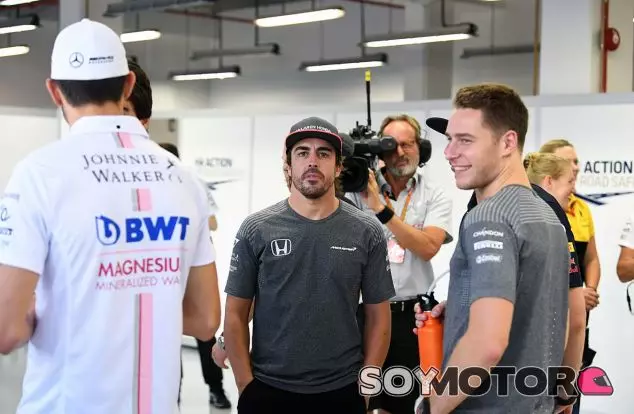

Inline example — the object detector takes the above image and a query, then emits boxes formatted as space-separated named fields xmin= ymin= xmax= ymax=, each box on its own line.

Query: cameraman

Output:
xmin=346 ymin=114 xmax=453 ymax=414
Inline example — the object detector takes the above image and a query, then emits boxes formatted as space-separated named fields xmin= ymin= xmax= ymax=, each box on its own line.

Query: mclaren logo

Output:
xmin=271 ymin=239 xmax=292 ymax=257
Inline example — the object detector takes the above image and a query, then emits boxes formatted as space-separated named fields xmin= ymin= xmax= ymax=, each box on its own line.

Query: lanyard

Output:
xmin=383 ymin=185 xmax=415 ymax=222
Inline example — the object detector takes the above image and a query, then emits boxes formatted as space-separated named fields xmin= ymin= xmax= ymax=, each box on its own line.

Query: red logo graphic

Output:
xmin=577 ymin=366 xmax=614 ymax=396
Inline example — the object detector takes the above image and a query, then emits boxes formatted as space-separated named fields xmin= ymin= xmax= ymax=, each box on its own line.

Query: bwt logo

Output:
xmin=0 ymin=206 xmax=9 ymax=222
xmin=95 ymin=215 xmax=190 ymax=246
xmin=271 ymin=239 xmax=292 ymax=256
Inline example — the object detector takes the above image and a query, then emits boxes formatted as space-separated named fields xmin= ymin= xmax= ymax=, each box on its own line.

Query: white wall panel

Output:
xmin=539 ymin=103 xmax=634 ymax=414
xmin=177 ymin=116 xmax=253 ymax=333
xmin=0 ymin=111 xmax=59 ymax=190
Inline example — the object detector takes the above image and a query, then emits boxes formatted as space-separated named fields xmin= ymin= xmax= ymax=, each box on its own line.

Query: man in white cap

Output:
xmin=0 ymin=18 xmax=221 ymax=414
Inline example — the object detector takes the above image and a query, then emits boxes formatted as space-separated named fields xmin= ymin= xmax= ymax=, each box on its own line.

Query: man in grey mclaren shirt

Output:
xmin=223 ymin=116 xmax=395 ymax=414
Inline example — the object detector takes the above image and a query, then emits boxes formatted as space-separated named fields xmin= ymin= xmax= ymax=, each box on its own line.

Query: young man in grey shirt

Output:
xmin=223 ymin=117 xmax=395 ymax=414
xmin=414 ymin=84 xmax=571 ymax=414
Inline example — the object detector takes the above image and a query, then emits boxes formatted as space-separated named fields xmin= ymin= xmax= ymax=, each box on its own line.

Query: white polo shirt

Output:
xmin=0 ymin=115 xmax=214 ymax=414
xmin=619 ymin=213 xmax=634 ymax=248
xmin=346 ymin=167 xmax=453 ymax=300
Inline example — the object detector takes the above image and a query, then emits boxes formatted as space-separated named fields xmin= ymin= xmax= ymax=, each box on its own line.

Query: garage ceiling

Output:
xmin=210 ymin=0 xmax=309 ymax=13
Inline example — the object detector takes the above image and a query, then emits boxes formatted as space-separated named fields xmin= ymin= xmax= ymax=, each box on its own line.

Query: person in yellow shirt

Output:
xmin=540 ymin=139 xmax=601 ymax=414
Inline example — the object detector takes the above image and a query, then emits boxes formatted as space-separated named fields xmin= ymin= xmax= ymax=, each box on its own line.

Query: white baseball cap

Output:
xmin=50 ymin=18 xmax=129 ymax=81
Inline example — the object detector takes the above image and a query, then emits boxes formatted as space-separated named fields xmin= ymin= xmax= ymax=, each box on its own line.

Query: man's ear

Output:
xmin=123 ymin=71 xmax=137 ymax=100
xmin=501 ymin=130 xmax=519 ymax=155
xmin=45 ymin=79 xmax=63 ymax=107
xmin=335 ymin=160 xmax=343 ymax=178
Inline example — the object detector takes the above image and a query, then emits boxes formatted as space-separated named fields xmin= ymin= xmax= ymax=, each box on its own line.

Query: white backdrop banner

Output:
xmin=178 ymin=116 xmax=253 ymax=332
xmin=539 ymin=102 xmax=634 ymax=414
xmin=1 ymin=113 xmax=59 ymax=190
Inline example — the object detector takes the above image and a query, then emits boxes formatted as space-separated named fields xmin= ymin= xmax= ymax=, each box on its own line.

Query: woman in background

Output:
xmin=524 ymin=152 xmax=576 ymax=210
xmin=539 ymin=139 xmax=600 ymax=414
xmin=524 ymin=152 xmax=587 ymax=413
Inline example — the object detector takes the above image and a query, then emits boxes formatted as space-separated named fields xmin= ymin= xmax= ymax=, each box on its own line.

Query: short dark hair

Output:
xmin=453 ymin=83 xmax=529 ymax=151
xmin=159 ymin=143 xmax=179 ymax=158
xmin=54 ymin=76 xmax=127 ymax=107
xmin=127 ymin=58 xmax=152 ymax=120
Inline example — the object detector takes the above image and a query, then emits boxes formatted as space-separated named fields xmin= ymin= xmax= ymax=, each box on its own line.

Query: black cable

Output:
xmin=360 ymin=0 xmax=366 ymax=56
xmin=440 ymin=0 xmax=448 ymax=27
xmin=627 ymin=282 xmax=634 ymax=314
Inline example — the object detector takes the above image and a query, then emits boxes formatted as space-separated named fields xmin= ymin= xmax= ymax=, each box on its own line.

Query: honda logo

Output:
xmin=271 ymin=239 xmax=292 ymax=256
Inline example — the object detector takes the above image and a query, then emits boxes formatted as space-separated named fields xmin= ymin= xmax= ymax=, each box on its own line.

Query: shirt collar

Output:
xmin=377 ymin=167 xmax=419 ymax=198
xmin=68 ymin=115 xmax=149 ymax=138
xmin=466 ymin=183 xmax=541 ymax=212
xmin=566 ymin=193 xmax=580 ymax=214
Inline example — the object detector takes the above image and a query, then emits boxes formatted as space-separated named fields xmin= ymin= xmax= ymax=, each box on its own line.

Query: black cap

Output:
xmin=340 ymin=132 xmax=354 ymax=157
xmin=285 ymin=117 xmax=342 ymax=155
xmin=426 ymin=117 xmax=449 ymax=135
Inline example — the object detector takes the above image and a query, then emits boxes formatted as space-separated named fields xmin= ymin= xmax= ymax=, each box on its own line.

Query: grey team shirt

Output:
xmin=225 ymin=199 xmax=396 ymax=394
xmin=443 ymin=185 xmax=569 ymax=413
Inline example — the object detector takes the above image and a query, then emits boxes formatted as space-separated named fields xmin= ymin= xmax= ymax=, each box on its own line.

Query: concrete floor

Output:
xmin=0 ymin=346 xmax=239 ymax=414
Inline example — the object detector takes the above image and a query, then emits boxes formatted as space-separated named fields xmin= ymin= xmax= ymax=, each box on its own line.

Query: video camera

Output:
xmin=339 ymin=71 xmax=397 ymax=193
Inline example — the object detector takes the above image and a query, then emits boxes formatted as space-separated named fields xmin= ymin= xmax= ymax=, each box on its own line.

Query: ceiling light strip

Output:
xmin=0 ymin=0 xmax=39 ymax=5
xmin=121 ymin=29 xmax=161 ymax=43
xmin=0 ymin=45 xmax=30 ymax=58
xmin=169 ymin=66 xmax=241 ymax=81
xmin=300 ymin=54 xmax=388 ymax=72
xmin=0 ymin=15 xmax=40 ymax=35
xmin=255 ymin=6 xmax=345 ymax=27
xmin=361 ymin=24 xmax=477 ymax=48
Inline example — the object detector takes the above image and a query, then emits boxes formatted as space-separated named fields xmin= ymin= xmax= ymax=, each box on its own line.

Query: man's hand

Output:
xmin=360 ymin=169 xmax=384 ymax=213
xmin=583 ymin=287 xmax=599 ymax=310
xmin=554 ymin=404 xmax=573 ymax=414
xmin=211 ymin=342 xmax=229 ymax=369
xmin=553 ymin=385 xmax=578 ymax=413
xmin=413 ymin=301 xmax=446 ymax=335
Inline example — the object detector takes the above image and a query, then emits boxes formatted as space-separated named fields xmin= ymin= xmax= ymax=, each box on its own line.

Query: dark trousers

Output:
xmin=237 ymin=378 xmax=366 ymax=414
xmin=196 ymin=336 xmax=224 ymax=389
xmin=573 ymin=310 xmax=596 ymax=414
xmin=178 ymin=336 xmax=225 ymax=404
xmin=357 ymin=299 xmax=421 ymax=414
